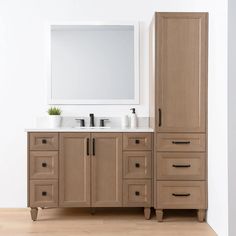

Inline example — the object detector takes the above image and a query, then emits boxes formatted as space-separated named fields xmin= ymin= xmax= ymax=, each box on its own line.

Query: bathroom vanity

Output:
xmin=27 ymin=129 xmax=153 ymax=221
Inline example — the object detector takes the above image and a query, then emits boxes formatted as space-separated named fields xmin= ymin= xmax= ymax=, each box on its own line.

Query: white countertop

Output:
xmin=25 ymin=127 xmax=154 ymax=132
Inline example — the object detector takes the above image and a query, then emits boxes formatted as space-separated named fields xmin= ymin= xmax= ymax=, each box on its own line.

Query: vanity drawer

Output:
xmin=123 ymin=133 xmax=152 ymax=151
xmin=30 ymin=133 xmax=59 ymax=151
xmin=123 ymin=180 xmax=151 ymax=207
xmin=123 ymin=151 xmax=152 ymax=179
xmin=156 ymin=133 xmax=205 ymax=152
xmin=29 ymin=180 xmax=58 ymax=207
xmin=30 ymin=151 xmax=58 ymax=179
xmin=156 ymin=181 xmax=206 ymax=209
xmin=157 ymin=152 xmax=205 ymax=180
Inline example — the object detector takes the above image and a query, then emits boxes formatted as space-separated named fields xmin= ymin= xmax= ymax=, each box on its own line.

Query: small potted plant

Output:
xmin=48 ymin=107 xmax=62 ymax=128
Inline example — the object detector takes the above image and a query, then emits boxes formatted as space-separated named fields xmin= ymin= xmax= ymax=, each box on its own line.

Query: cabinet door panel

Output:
xmin=59 ymin=133 xmax=90 ymax=207
xmin=157 ymin=13 xmax=208 ymax=132
xmin=91 ymin=133 xmax=122 ymax=207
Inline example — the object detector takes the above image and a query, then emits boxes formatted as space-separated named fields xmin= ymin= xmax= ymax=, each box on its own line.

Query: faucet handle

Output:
xmin=75 ymin=118 xmax=85 ymax=127
xmin=99 ymin=119 xmax=109 ymax=127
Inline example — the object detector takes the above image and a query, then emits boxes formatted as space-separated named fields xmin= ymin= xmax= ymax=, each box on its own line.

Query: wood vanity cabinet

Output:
xmin=27 ymin=132 xmax=153 ymax=221
xmin=150 ymin=12 xmax=208 ymax=222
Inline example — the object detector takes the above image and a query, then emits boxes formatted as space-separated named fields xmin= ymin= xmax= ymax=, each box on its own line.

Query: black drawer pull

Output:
xmin=135 ymin=191 xmax=140 ymax=196
xmin=172 ymin=141 xmax=191 ymax=145
xmin=42 ymin=163 xmax=47 ymax=167
xmin=86 ymin=138 xmax=90 ymax=156
xmin=172 ymin=164 xmax=191 ymax=168
xmin=42 ymin=139 xmax=47 ymax=144
xmin=172 ymin=193 xmax=190 ymax=197
xmin=158 ymin=108 xmax=162 ymax=127
xmin=135 ymin=139 xmax=140 ymax=144
xmin=42 ymin=191 xmax=47 ymax=196
xmin=92 ymin=138 xmax=95 ymax=156
xmin=135 ymin=163 xmax=140 ymax=168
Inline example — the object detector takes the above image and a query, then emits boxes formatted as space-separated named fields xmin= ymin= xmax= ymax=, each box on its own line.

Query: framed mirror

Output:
xmin=47 ymin=22 xmax=139 ymax=104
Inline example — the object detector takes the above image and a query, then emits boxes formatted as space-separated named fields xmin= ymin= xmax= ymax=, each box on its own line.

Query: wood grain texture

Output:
xmin=0 ymin=208 xmax=216 ymax=236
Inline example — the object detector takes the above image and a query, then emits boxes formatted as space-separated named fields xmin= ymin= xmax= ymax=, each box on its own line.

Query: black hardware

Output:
xmin=172 ymin=193 xmax=191 ymax=197
xmin=42 ymin=139 xmax=47 ymax=144
xmin=92 ymin=138 xmax=95 ymax=156
xmin=158 ymin=109 xmax=162 ymax=127
xmin=42 ymin=163 xmax=47 ymax=168
xmin=172 ymin=164 xmax=191 ymax=168
xmin=135 ymin=139 xmax=140 ymax=144
xmin=89 ymin=114 xmax=95 ymax=127
xmin=135 ymin=163 xmax=140 ymax=168
xmin=86 ymin=138 xmax=89 ymax=156
xmin=172 ymin=141 xmax=191 ymax=145
xmin=135 ymin=191 xmax=140 ymax=196
xmin=99 ymin=119 xmax=109 ymax=127
xmin=75 ymin=118 xmax=85 ymax=127
xmin=42 ymin=191 xmax=47 ymax=196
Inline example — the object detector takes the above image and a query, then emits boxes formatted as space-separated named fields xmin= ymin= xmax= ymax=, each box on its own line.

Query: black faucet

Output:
xmin=89 ymin=114 xmax=95 ymax=127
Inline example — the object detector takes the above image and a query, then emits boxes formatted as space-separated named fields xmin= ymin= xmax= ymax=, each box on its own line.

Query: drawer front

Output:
xmin=157 ymin=152 xmax=205 ymax=180
xmin=30 ymin=151 xmax=58 ymax=179
xmin=123 ymin=151 xmax=152 ymax=179
xmin=156 ymin=181 xmax=206 ymax=209
xmin=123 ymin=133 xmax=152 ymax=151
xmin=30 ymin=133 xmax=59 ymax=151
xmin=30 ymin=180 xmax=58 ymax=207
xmin=123 ymin=180 xmax=151 ymax=207
xmin=156 ymin=133 xmax=205 ymax=152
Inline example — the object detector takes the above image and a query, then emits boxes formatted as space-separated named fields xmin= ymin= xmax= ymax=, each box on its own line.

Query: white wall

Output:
xmin=0 ymin=0 xmax=228 ymax=235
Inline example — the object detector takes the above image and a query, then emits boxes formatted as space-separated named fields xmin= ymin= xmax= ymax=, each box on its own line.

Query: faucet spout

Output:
xmin=89 ymin=114 xmax=95 ymax=127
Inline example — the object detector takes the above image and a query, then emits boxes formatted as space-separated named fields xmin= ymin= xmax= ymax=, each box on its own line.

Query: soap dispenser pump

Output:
xmin=130 ymin=108 xmax=137 ymax=129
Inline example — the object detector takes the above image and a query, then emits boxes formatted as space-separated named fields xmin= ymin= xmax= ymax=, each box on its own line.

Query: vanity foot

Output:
xmin=197 ymin=209 xmax=206 ymax=222
xmin=30 ymin=208 xmax=38 ymax=221
xmin=144 ymin=207 xmax=151 ymax=220
xmin=156 ymin=209 xmax=163 ymax=222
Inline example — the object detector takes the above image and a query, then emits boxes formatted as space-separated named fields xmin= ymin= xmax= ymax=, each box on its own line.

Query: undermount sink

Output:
xmin=73 ymin=126 xmax=111 ymax=129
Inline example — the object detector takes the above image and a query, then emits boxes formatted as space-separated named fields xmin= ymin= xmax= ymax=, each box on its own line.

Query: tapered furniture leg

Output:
xmin=144 ymin=207 xmax=151 ymax=220
xmin=197 ymin=209 xmax=206 ymax=222
xmin=156 ymin=209 xmax=163 ymax=222
xmin=30 ymin=207 xmax=38 ymax=221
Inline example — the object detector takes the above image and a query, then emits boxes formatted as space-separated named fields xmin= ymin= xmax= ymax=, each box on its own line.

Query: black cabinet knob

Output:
xmin=42 ymin=139 xmax=47 ymax=144
xmin=42 ymin=191 xmax=47 ymax=196
xmin=42 ymin=163 xmax=47 ymax=167
xmin=135 ymin=139 xmax=140 ymax=144
xmin=135 ymin=163 xmax=140 ymax=168
xmin=135 ymin=191 xmax=140 ymax=196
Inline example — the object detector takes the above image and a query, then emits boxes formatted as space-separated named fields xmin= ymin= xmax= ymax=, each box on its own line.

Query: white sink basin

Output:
xmin=73 ymin=126 xmax=111 ymax=129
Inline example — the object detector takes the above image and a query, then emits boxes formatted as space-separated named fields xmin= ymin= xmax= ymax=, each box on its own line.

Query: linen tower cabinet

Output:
xmin=149 ymin=12 xmax=208 ymax=221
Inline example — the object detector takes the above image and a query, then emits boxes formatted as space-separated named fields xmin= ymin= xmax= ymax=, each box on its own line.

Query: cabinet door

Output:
xmin=59 ymin=133 xmax=90 ymax=207
xmin=156 ymin=13 xmax=208 ymax=132
xmin=91 ymin=133 xmax=122 ymax=207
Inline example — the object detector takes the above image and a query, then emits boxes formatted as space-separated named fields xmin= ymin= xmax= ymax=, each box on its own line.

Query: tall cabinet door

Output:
xmin=157 ymin=13 xmax=208 ymax=132
xmin=59 ymin=133 xmax=91 ymax=207
xmin=91 ymin=133 xmax=122 ymax=207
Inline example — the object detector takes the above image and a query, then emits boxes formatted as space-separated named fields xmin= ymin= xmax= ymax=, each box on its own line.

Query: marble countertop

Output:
xmin=25 ymin=127 xmax=154 ymax=132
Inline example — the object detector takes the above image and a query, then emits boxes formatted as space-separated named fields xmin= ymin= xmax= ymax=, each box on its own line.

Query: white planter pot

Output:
xmin=48 ymin=115 xmax=61 ymax=128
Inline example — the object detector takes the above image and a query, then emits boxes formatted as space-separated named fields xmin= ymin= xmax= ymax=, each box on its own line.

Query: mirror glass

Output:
xmin=49 ymin=24 xmax=139 ymax=104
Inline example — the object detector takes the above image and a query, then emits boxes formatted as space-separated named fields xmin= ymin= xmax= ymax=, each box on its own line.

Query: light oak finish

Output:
xmin=156 ymin=181 xmax=206 ymax=209
xmin=91 ymin=133 xmax=122 ymax=207
xmin=123 ymin=151 xmax=152 ymax=179
xmin=30 ymin=151 xmax=58 ymax=179
xmin=59 ymin=133 xmax=91 ymax=207
xmin=156 ymin=13 xmax=207 ymax=133
xmin=157 ymin=152 xmax=205 ymax=180
xmin=30 ymin=208 xmax=38 ymax=221
xmin=30 ymin=180 xmax=58 ymax=207
xmin=0 ymin=209 xmax=217 ymax=236
xmin=30 ymin=132 xmax=59 ymax=150
xmin=144 ymin=207 xmax=151 ymax=220
xmin=157 ymin=133 xmax=206 ymax=152
xmin=123 ymin=133 xmax=152 ymax=151
xmin=123 ymin=180 xmax=151 ymax=207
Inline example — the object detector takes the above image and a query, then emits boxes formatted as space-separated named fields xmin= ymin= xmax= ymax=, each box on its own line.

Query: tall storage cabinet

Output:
xmin=150 ymin=12 xmax=208 ymax=221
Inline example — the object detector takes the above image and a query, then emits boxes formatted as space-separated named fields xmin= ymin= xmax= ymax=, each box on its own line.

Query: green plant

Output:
xmin=47 ymin=107 xmax=62 ymax=115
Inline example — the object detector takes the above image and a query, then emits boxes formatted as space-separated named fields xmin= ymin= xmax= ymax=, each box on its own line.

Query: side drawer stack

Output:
xmin=156 ymin=133 xmax=207 ymax=212
xmin=122 ymin=133 xmax=153 ymax=207
xmin=28 ymin=133 xmax=59 ymax=207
